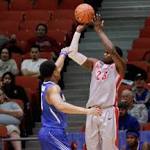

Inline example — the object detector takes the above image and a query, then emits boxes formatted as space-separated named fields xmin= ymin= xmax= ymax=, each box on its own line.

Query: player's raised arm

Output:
xmin=55 ymin=47 xmax=69 ymax=73
xmin=46 ymin=85 xmax=102 ymax=116
xmin=94 ymin=15 xmax=126 ymax=77
xmin=68 ymin=25 xmax=98 ymax=71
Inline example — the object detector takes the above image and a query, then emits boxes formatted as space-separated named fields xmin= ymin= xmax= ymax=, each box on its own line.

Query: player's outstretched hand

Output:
xmin=76 ymin=24 xmax=87 ymax=33
xmin=93 ymin=13 xmax=104 ymax=32
xmin=60 ymin=47 xmax=70 ymax=55
xmin=87 ymin=107 xmax=102 ymax=116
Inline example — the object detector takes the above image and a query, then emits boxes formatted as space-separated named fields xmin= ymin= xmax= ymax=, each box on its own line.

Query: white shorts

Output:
xmin=85 ymin=106 xmax=119 ymax=150
xmin=6 ymin=125 xmax=20 ymax=135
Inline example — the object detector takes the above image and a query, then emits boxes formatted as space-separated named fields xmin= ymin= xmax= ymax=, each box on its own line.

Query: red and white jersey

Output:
xmin=86 ymin=60 xmax=122 ymax=108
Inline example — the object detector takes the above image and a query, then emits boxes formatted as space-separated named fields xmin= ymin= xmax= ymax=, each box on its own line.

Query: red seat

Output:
xmin=127 ymin=49 xmax=150 ymax=61
xmin=0 ymin=21 xmax=20 ymax=33
xmin=20 ymin=20 xmax=48 ymax=31
xmin=25 ymin=10 xmax=54 ymax=22
xmin=54 ymin=9 xmax=74 ymax=20
xmin=48 ymin=19 xmax=74 ymax=31
xmin=34 ymin=0 xmax=58 ymax=10
xmin=12 ymin=53 xmax=23 ymax=70
xmin=142 ymin=123 xmax=150 ymax=130
xmin=10 ymin=0 xmax=33 ymax=10
xmin=16 ymin=76 xmax=39 ymax=92
xmin=139 ymin=27 xmax=150 ymax=38
xmin=132 ymin=38 xmax=150 ymax=49
xmin=16 ymin=31 xmax=34 ymax=41
xmin=0 ymin=11 xmax=25 ymax=21
xmin=144 ymin=17 xmax=150 ymax=27
xmin=0 ymin=125 xmax=8 ymax=138
xmin=58 ymin=0 xmax=83 ymax=9
xmin=0 ymin=1 xmax=9 ymax=10
xmin=48 ymin=30 xmax=67 ymax=47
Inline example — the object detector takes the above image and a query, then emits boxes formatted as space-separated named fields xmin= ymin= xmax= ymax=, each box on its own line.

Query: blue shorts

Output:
xmin=38 ymin=127 xmax=71 ymax=150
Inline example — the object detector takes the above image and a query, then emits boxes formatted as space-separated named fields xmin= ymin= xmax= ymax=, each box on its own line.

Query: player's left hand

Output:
xmin=93 ymin=13 xmax=104 ymax=32
xmin=60 ymin=47 xmax=70 ymax=55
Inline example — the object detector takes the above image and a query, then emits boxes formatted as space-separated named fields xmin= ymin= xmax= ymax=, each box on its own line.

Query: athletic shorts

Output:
xmin=38 ymin=127 xmax=71 ymax=150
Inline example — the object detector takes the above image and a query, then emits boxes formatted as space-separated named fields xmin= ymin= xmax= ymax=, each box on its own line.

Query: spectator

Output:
xmin=118 ymin=101 xmax=140 ymax=131
xmin=21 ymin=44 xmax=47 ymax=77
xmin=132 ymin=73 xmax=150 ymax=109
xmin=1 ymin=34 xmax=23 ymax=54
xmin=26 ymin=23 xmax=60 ymax=57
xmin=121 ymin=129 xmax=150 ymax=150
xmin=121 ymin=89 xmax=148 ymax=124
xmin=0 ymin=47 xmax=19 ymax=77
xmin=0 ymin=89 xmax=23 ymax=150
xmin=1 ymin=71 xmax=32 ymax=136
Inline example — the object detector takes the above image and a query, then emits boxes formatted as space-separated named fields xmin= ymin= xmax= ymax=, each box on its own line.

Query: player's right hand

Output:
xmin=87 ymin=107 xmax=102 ymax=116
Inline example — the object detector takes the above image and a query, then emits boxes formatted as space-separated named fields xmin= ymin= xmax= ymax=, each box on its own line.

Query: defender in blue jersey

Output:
xmin=38 ymin=48 xmax=102 ymax=150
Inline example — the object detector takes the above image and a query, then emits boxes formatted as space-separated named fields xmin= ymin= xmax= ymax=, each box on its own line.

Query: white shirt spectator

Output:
xmin=21 ymin=58 xmax=47 ymax=76
xmin=0 ymin=59 xmax=19 ymax=77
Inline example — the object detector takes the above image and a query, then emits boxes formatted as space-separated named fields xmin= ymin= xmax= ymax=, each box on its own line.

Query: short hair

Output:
xmin=30 ymin=44 xmax=40 ymax=51
xmin=35 ymin=23 xmax=48 ymax=33
xmin=115 ymin=46 xmax=123 ymax=57
xmin=40 ymin=60 xmax=56 ymax=79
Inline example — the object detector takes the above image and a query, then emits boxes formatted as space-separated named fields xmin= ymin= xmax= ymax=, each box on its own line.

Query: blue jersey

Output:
xmin=126 ymin=141 xmax=144 ymax=150
xmin=41 ymin=81 xmax=67 ymax=129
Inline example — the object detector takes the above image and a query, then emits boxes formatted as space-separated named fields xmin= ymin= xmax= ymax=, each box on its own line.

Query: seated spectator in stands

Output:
xmin=121 ymin=129 xmax=150 ymax=150
xmin=26 ymin=23 xmax=60 ymax=57
xmin=118 ymin=101 xmax=140 ymax=131
xmin=0 ymin=89 xmax=23 ymax=150
xmin=0 ymin=71 xmax=32 ymax=136
xmin=132 ymin=73 xmax=150 ymax=109
xmin=21 ymin=44 xmax=47 ymax=77
xmin=0 ymin=47 xmax=19 ymax=77
xmin=1 ymin=34 xmax=23 ymax=54
xmin=121 ymin=89 xmax=148 ymax=124
xmin=1 ymin=72 xmax=29 ymax=111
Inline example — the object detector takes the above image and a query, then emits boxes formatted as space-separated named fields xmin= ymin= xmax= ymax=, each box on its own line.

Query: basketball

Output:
xmin=74 ymin=3 xmax=95 ymax=24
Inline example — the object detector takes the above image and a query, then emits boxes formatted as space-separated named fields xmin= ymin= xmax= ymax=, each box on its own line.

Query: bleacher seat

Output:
xmin=127 ymin=49 xmax=150 ymax=61
xmin=0 ymin=11 xmax=24 ymax=21
xmin=12 ymin=53 xmax=23 ymax=71
xmin=34 ymin=0 xmax=58 ymax=10
xmin=0 ymin=1 xmax=9 ymax=10
xmin=24 ymin=10 xmax=54 ymax=22
xmin=132 ymin=38 xmax=150 ymax=49
xmin=139 ymin=27 xmax=150 ymax=38
xmin=9 ymin=0 xmax=33 ymax=10
xmin=144 ymin=17 xmax=150 ymax=27
xmin=58 ymin=0 xmax=83 ymax=9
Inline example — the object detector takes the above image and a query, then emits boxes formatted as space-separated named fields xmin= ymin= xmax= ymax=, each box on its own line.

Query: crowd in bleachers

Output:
xmin=0 ymin=0 xmax=150 ymax=150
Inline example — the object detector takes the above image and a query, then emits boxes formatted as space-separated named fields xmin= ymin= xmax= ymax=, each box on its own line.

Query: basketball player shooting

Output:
xmin=67 ymin=15 xmax=126 ymax=150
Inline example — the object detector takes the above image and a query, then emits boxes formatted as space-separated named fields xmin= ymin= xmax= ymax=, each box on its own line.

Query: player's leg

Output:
xmin=85 ymin=115 xmax=102 ymax=150
xmin=101 ymin=107 xmax=119 ymax=150
xmin=38 ymin=127 xmax=71 ymax=150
